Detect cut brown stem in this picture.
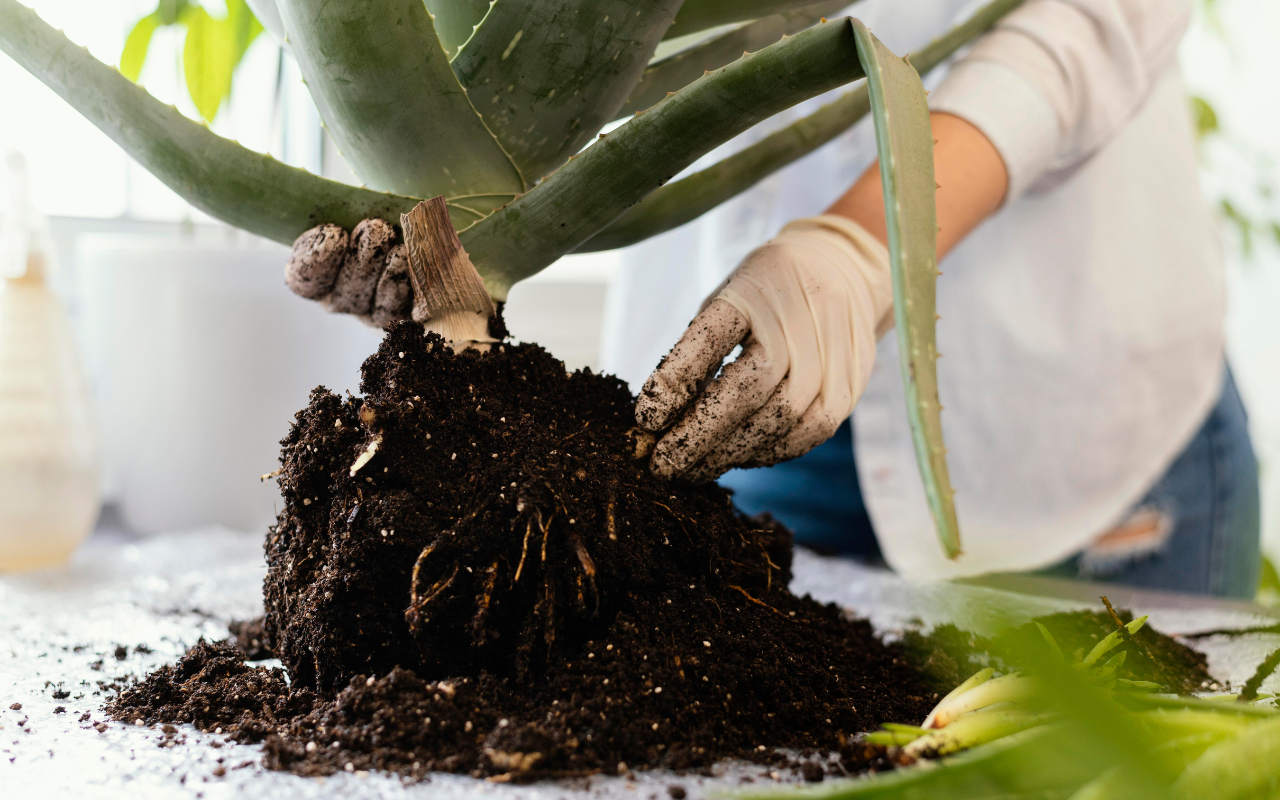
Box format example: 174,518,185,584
401,196,497,344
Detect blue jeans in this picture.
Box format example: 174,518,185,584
721,368,1261,599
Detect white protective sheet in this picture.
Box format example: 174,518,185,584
1,528,1275,799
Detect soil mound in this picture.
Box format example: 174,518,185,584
110,322,934,779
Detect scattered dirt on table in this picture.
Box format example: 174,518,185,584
901,610,1216,695
109,322,933,781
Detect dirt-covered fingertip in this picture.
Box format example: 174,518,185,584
286,223,348,300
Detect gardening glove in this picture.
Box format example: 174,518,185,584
636,215,894,483
284,219,415,329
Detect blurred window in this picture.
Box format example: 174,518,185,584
0,0,323,221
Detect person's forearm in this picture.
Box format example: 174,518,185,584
826,112,1008,259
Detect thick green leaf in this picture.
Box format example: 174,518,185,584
616,0,848,119
460,19,866,298
425,0,491,58
452,0,682,181
120,11,161,82
853,20,960,558
181,5,235,122
274,0,525,199
582,90,869,252
583,0,1025,251
0,0,428,243
664,0,834,40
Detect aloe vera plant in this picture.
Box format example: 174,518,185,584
0,0,1027,557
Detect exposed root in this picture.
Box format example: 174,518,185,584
408,564,459,625
728,584,798,622
472,561,500,644
513,519,534,585
605,483,618,541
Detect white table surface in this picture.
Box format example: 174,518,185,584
2,528,1276,799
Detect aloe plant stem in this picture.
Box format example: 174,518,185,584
580,0,1026,253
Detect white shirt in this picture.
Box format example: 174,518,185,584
600,0,1225,580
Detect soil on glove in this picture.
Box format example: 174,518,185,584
109,322,934,780
902,610,1217,695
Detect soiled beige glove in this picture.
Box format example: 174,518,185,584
636,215,893,482
284,219,415,329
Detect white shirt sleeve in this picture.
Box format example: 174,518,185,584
927,0,1191,199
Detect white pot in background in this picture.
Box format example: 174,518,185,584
75,233,382,535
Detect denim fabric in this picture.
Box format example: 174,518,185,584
720,368,1261,598
720,420,881,560
1037,368,1261,598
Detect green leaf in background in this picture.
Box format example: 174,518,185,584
226,0,264,62
181,5,235,122
1220,198,1253,257
120,12,161,81
1189,95,1219,141
157,0,190,26
119,0,264,124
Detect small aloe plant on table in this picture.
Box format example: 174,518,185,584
0,0,1025,557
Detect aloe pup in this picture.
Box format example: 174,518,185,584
0,0,1032,556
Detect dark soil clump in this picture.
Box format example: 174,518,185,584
110,322,934,780
902,610,1215,695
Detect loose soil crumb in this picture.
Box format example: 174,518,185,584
901,610,1215,695
110,323,933,780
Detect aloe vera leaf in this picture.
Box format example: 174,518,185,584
580,0,1024,252
616,0,848,119
451,0,682,181
460,19,866,298
1172,716,1280,800
425,0,491,58
852,20,960,559
1240,644,1280,701
664,0,838,40
274,0,525,198
0,0,432,243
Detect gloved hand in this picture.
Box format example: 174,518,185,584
636,215,894,482
284,219,415,329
